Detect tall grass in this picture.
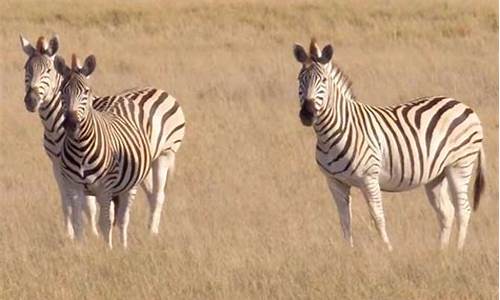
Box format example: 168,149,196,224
0,0,498,299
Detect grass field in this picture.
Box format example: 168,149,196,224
0,0,498,299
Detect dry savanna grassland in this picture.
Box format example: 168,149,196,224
0,0,498,299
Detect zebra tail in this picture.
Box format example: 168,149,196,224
473,148,486,211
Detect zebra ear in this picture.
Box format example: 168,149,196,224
54,55,71,78
46,35,59,57
318,44,334,64
293,44,308,64
81,55,96,77
20,35,35,56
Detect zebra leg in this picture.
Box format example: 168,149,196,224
83,195,99,237
116,188,137,249
52,163,74,239
446,163,475,250
97,194,114,249
68,189,85,241
327,178,353,247
361,179,393,251
140,169,154,224
148,153,173,235
424,175,455,249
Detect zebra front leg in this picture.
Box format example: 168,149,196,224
52,163,74,239
97,194,114,249
361,178,393,251
327,177,353,247
83,195,99,237
116,188,137,248
425,175,455,249
67,188,85,241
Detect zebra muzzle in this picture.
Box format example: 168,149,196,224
299,106,314,126
63,112,79,133
24,89,40,112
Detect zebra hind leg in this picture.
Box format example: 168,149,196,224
116,188,137,248
148,152,174,235
446,163,475,250
361,178,393,251
140,169,154,216
424,175,455,249
327,178,353,247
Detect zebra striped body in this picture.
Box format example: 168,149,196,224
60,91,183,195
39,84,147,160
313,93,483,192
93,88,185,159
39,86,183,174
20,36,185,242
61,102,152,195
294,39,485,250
54,54,184,248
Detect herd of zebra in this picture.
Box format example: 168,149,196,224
20,35,485,250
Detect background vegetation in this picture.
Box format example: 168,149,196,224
0,0,498,298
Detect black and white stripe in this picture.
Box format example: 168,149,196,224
20,35,185,241
293,39,485,250
54,54,185,248
20,35,100,238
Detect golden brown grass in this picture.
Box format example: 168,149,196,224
0,0,498,299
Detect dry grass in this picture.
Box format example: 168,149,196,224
0,0,498,299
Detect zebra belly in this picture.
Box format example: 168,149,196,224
65,166,145,197
316,153,435,192
61,144,149,197
377,167,429,192
321,164,433,192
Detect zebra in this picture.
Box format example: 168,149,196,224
20,35,99,238
20,35,185,240
54,53,183,248
293,39,485,250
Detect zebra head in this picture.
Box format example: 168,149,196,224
20,35,60,112
54,54,96,135
293,38,334,126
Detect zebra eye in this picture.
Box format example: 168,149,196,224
322,77,327,83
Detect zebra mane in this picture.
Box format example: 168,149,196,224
36,36,48,53
71,54,81,70
330,63,356,101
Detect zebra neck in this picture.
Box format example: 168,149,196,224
314,83,357,150
38,87,65,158
38,72,63,109
65,109,112,164
39,90,62,124
70,109,100,143
38,74,64,134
